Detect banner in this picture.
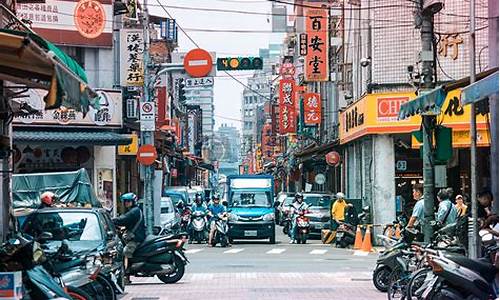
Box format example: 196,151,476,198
305,7,329,81
303,93,321,125
278,79,296,134
120,29,145,86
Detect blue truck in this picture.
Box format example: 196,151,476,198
225,175,275,244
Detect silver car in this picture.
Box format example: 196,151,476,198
302,193,332,236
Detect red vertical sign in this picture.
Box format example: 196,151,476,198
279,79,296,134
305,7,329,81
303,93,322,125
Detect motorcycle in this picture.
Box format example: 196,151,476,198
295,211,310,244
0,232,73,299
336,206,371,248
212,213,229,247
119,230,189,284
180,208,192,234
190,211,208,244
282,213,291,235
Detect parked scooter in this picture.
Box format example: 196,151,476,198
295,211,310,244
118,230,189,284
191,211,208,244
336,206,370,248
0,232,73,299
212,213,229,247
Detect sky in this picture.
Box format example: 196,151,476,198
148,0,287,131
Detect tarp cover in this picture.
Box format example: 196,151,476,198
13,168,101,208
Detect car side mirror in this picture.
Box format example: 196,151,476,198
38,232,53,243
153,226,162,235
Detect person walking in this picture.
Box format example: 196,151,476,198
436,188,458,226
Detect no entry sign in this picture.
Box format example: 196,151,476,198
183,49,213,78
137,144,157,166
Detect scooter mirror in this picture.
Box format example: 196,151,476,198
152,226,162,235
38,232,53,243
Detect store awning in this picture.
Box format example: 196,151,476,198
0,29,97,113
295,141,337,158
13,130,132,146
398,87,447,120
461,71,499,105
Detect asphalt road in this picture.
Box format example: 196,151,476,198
121,227,386,300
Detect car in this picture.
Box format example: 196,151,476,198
163,190,189,207
302,193,333,236
21,207,125,291
164,186,191,205
275,192,295,225
160,196,181,234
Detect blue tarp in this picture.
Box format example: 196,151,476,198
398,87,448,119
461,71,499,105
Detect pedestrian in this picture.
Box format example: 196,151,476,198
330,192,348,231
477,190,494,220
455,194,468,217
436,188,458,226
406,183,424,230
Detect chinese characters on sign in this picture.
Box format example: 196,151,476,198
279,79,296,134
185,77,214,88
305,7,329,81
120,29,144,86
438,34,463,60
16,3,60,24
303,93,321,125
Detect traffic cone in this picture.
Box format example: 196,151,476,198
353,225,363,249
394,224,401,240
361,225,373,252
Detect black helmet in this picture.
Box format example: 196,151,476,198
295,192,304,199
212,193,221,201
176,200,185,209
195,193,202,203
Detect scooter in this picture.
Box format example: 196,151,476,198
336,206,371,248
212,213,229,247
119,230,189,284
191,211,208,244
295,211,310,244
282,213,291,235
180,209,192,235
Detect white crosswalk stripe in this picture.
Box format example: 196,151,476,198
224,248,245,254
266,248,287,254
185,249,204,254
353,250,369,256
309,249,328,255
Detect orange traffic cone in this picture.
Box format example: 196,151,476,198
353,225,363,249
394,224,401,240
361,225,373,252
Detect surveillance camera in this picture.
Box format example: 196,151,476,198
407,65,414,73
360,57,371,67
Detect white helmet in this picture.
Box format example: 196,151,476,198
335,192,345,199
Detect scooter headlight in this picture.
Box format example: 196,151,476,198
229,213,239,221
263,213,275,221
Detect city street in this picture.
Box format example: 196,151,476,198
121,230,384,300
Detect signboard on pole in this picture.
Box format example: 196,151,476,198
183,48,213,78
305,7,329,81
185,77,214,88
278,79,296,134
120,29,144,86
303,92,322,125
140,101,155,131
137,144,157,166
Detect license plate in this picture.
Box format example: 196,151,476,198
244,230,257,237
315,224,323,229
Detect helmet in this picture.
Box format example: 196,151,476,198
212,193,221,201
336,192,345,199
176,200,185,209
40,191,56,206
195,193,202,203
120,193,137,204
295,192,304,199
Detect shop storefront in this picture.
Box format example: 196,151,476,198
13,89,131,213
338,89,490,229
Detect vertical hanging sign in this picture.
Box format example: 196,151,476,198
303,93,322,125
305,7,329,81
120,29,144,86
279,79,296,134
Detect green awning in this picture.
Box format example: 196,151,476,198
398,87,447,119
13,130,132,146
0,29,97,113
461,71,499,105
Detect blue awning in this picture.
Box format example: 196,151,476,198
13,130,132,145
398,87,448,120
461,71,499,105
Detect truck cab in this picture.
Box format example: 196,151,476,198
226,175,275,244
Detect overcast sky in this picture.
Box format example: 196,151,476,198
149,0,286,131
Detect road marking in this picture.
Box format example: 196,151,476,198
309,249,328,255
224,248,245,254
353,250,369,256
185,249,204,254
190,273,213,281
266,248,286,254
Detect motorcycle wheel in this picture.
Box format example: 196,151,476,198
220,236,228,248
387,266,411,300
197,231,202,244
430,287,464,300
67,285,93,300
283,225,289,235
372,266,391,292
96,274,117,300
157,256,186,284
405,268,430,300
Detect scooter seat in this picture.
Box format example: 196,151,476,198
445,254,497,282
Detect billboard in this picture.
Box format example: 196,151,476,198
278,79,296,134
304,6,329,81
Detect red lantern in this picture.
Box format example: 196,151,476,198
325,151,340,166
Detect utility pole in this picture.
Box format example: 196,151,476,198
418,0,442,243
469,0,479,259
141,0,154,235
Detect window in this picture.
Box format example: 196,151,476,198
23,212,102,241
229,191,272,208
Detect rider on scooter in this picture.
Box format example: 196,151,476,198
289,192,309,244
113,193,146,270
207,194,226,246
190,194,208,242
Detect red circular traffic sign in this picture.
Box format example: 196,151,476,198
183,48,213,78
325,151,341,166
137,144,157,166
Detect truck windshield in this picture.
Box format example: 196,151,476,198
230,191,272,208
